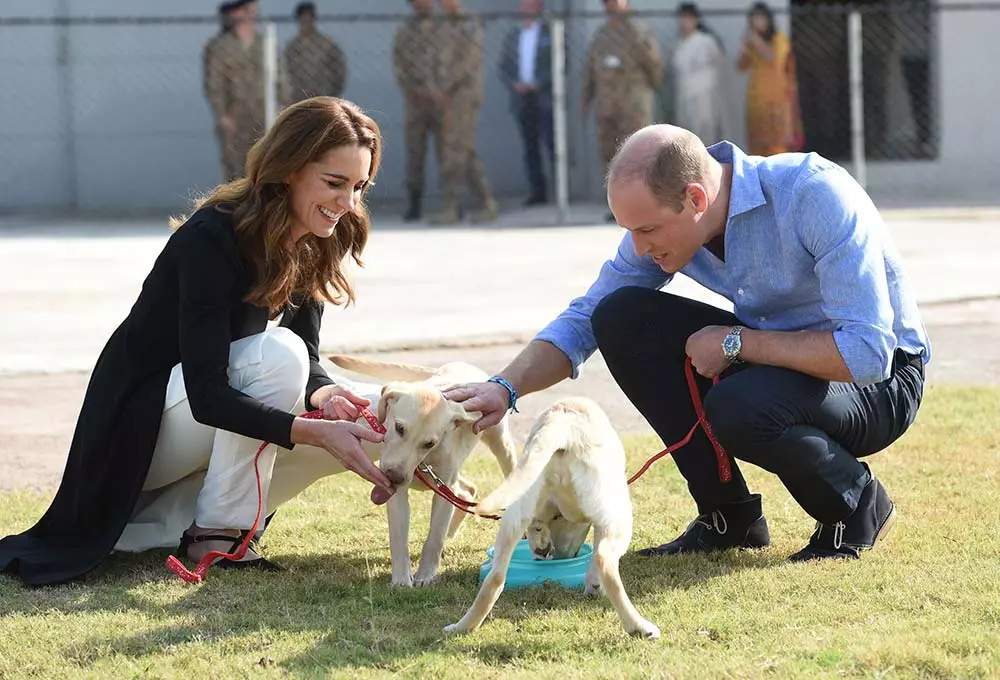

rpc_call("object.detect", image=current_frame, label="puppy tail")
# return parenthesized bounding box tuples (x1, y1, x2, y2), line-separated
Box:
(475, 412, 571, 516)
(327, 354, 437, 381)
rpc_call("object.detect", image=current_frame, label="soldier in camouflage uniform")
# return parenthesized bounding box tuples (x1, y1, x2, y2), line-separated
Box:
(284, 2, 347, 103)
(431, 0, 498, 225)
(204, 0, 287, 182)
(394, 0, 444, 221)
(583, 0, 663, 173)
(203, 2, 238, 180)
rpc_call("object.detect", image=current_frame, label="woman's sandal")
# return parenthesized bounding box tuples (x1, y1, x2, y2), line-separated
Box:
(176, 530, 284, 572)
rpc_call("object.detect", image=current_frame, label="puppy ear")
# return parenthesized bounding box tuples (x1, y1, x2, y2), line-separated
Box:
(378, 385, 402, 424)
(448, 399, 481, 428)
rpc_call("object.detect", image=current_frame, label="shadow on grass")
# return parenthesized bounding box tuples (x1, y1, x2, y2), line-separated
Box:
(0, 538, 785, 673)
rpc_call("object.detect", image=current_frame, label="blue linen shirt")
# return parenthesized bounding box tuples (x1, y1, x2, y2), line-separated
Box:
(535, 141, 931, 385)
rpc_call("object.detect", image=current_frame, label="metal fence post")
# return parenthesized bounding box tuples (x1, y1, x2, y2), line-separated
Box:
(551, 17, 569, 224)
(263, 21, 278, 129)
(848, 8, 867, 188)
(56, 0, 78, 209)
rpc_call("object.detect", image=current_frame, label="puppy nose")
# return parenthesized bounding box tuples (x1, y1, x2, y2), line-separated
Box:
(383, 468, 406, 486)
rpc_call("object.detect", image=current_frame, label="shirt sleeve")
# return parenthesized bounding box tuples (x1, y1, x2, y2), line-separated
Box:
(534, 233, 671, 377)
(795, 166, 897, 384)
(282, 295, 335, 410)
(174, 223, 297, 449)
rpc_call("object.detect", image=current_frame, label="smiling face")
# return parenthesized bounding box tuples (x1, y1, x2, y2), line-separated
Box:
(608, 178, 710, 274)
(286, 145, 372, 243)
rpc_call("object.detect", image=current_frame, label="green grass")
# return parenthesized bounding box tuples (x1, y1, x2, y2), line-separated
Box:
(1, 385, 998, 679)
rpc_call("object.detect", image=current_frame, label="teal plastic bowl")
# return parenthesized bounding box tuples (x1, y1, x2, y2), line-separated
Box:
(478, 539, 593, 590)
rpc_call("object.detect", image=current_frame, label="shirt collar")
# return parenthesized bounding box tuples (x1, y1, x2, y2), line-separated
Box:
(707, 141, 766, 219)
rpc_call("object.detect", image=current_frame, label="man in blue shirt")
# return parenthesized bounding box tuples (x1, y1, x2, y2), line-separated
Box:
(445, 125, 929, 560)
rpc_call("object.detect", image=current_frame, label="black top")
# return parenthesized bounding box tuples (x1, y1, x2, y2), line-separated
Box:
(0, 205, 335, 585)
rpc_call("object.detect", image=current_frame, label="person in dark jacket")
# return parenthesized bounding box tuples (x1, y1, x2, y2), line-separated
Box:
(0, 97, 396, 586)
(498, 0, 554, 205)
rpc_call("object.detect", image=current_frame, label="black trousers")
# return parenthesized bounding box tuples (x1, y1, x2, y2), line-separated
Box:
(591, 287, 925, 524)
(514, 92, 553, 199)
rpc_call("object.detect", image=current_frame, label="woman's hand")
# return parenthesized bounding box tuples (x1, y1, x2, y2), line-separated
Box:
(311, 384, 371, 421)
(290, 417, 395, 504)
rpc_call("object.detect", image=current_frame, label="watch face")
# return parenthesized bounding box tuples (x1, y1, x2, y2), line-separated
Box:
(723, 334, 740, 358)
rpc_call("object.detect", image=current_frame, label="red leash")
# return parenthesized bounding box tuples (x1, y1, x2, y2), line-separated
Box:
(413, 465, 502, 520)
(627, 357, 732, 485)
(415, 357, 733, 519)
(166, 407, 387, 584)
(166, 357, 731, 582)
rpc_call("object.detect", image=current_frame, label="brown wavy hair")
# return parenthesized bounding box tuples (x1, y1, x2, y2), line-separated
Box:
(173, 97, 381, 312)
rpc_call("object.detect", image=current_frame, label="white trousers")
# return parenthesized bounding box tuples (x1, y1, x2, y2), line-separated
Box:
(114, 328, 381, 552)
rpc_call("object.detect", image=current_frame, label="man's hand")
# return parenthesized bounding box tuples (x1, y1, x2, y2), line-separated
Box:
(513, 82, 536, 95)
(311, 384, 371, 421)
(442, 382, 510, 434)
(429, 89, 449, 108)
(219, 114, 237, 137)
(685, 325, 733, 378)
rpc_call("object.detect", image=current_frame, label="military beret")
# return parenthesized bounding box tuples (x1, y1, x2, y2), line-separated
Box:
(220, 0, 255, 13)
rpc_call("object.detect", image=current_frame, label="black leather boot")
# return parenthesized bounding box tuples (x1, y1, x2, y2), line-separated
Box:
(636, 493, 771, 556)
(403, 190, 422, 222)
(789, 463, 896, 561)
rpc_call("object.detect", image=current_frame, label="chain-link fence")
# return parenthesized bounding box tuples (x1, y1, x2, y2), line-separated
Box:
(0, 3, 994, 218)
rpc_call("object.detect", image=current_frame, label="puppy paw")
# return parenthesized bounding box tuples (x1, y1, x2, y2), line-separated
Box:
(390, 575, 414, 587)
(627, 619, 661, 640)
(413, 574, 438, 588)
(443, 621, 475, 634)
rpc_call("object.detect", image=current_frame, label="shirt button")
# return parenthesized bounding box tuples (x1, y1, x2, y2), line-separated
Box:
(737, 288, 745, 296)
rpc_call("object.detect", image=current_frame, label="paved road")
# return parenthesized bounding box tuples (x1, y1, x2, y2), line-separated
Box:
(1, 206, 997, 492)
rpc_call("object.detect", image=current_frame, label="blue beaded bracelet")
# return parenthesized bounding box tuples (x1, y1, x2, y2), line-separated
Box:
(487, 376, 520, 413)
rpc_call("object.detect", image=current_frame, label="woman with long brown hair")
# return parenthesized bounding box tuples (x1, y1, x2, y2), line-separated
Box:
(0, 97, 396, 585)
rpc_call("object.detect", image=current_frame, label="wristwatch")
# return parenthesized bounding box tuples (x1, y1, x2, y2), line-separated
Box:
(722, 325, 745, 363)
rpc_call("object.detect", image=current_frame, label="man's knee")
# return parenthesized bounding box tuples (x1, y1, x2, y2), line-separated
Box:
(703, 374, 777, 454)
(591, 286, 660, 351)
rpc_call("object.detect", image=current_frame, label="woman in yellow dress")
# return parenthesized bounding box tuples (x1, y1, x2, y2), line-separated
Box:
(737, 2, 803, 155)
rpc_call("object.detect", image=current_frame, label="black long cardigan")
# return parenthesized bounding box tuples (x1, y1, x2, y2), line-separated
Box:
(0, 206, 335, 585)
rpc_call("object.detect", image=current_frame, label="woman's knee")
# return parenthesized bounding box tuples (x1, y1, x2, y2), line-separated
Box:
(258, 327, 309, 393)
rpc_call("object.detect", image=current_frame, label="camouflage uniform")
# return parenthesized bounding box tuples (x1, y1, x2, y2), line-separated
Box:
(285, 30, 347, 102)
(583, 17, 663, 167)
(393, 14, 444, 220)
(203, 29, 237, 180)
(433, 13, 497, 224)
(204, 32, 288, 181)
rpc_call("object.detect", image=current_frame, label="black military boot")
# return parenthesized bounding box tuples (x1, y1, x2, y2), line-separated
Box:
(403, 190, 422, 222)
(636, 493, 771, 556)
(789, 463, 896, 561)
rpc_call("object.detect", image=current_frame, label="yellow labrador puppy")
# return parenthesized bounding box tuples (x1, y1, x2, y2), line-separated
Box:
(329, 355, 517, 587)
(444, 397, 660, 638)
